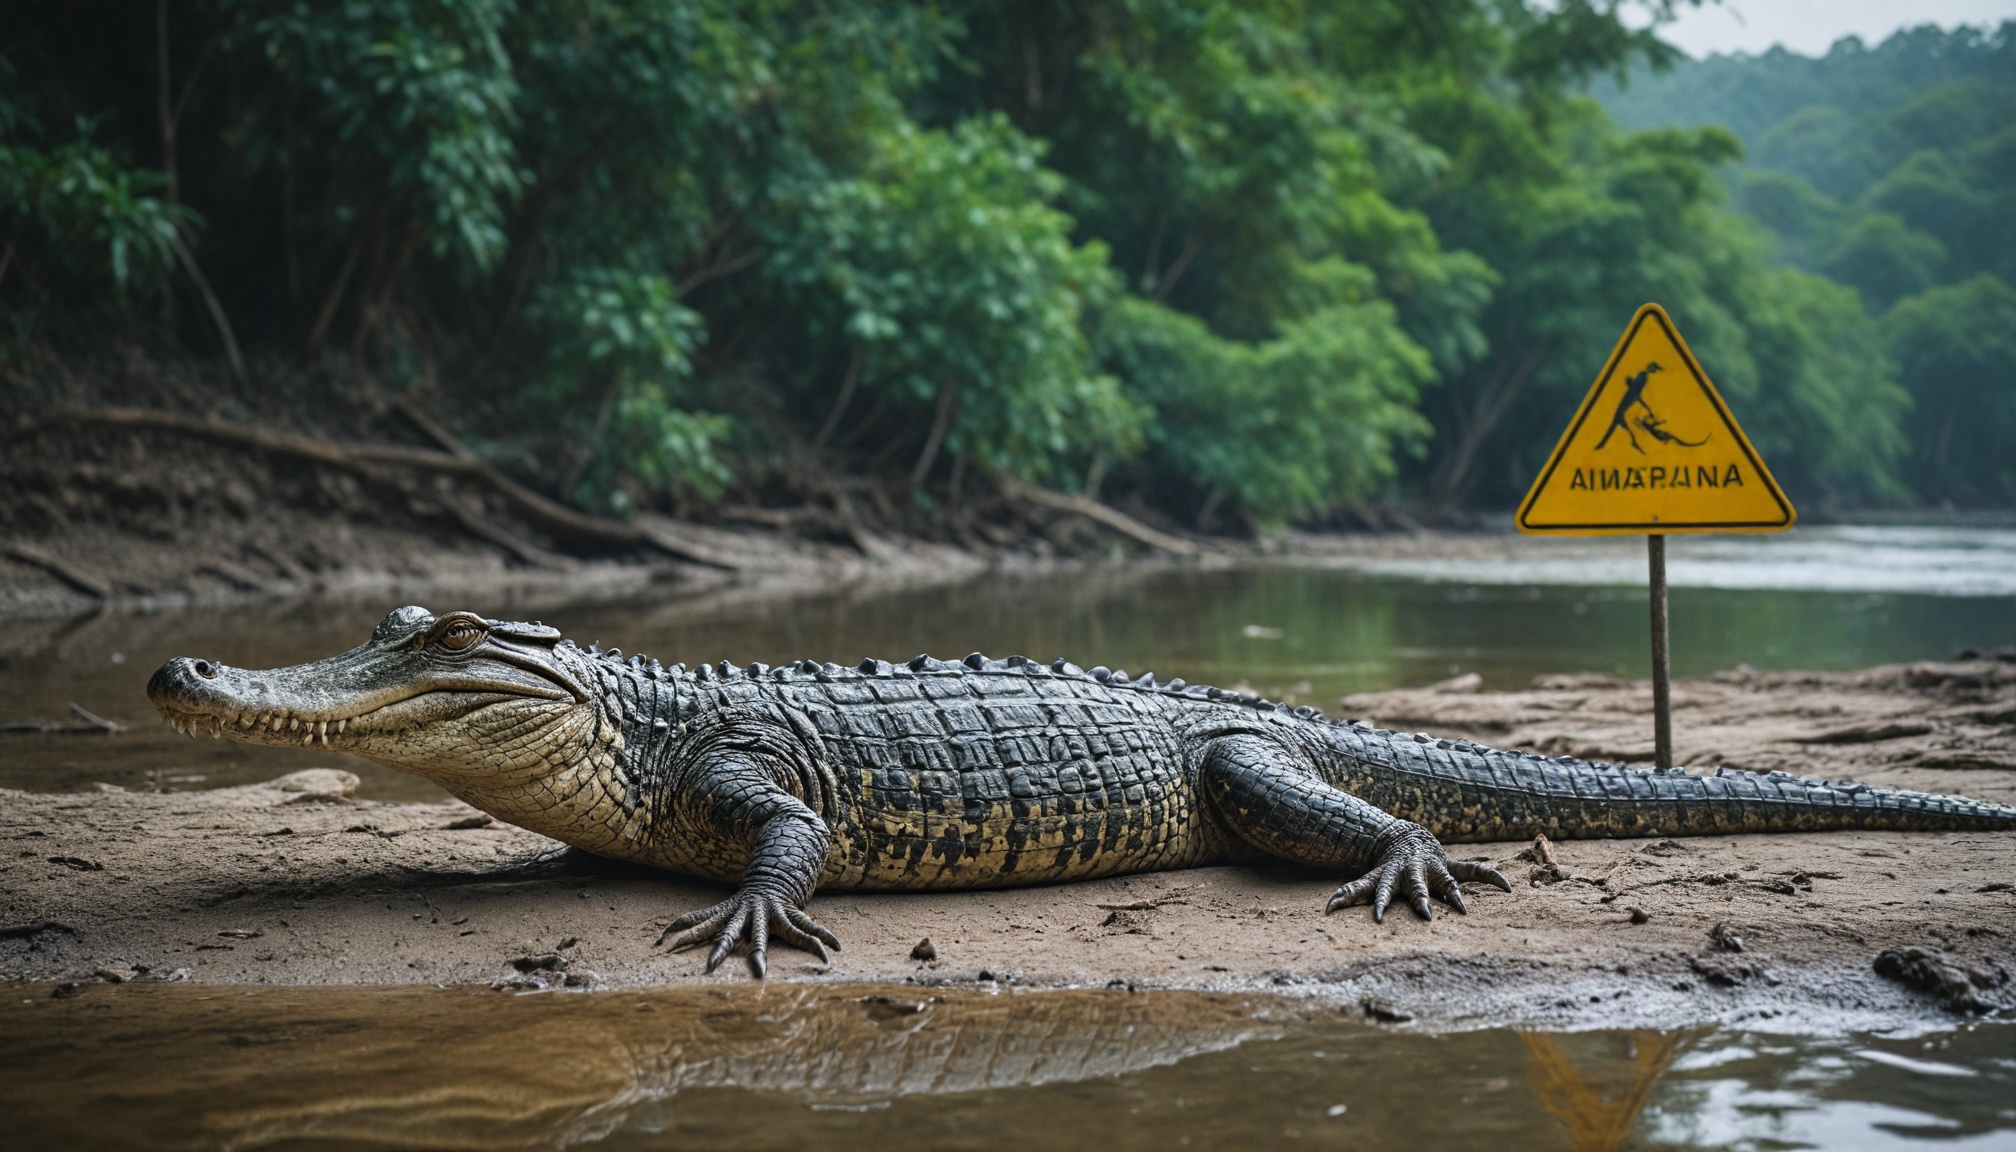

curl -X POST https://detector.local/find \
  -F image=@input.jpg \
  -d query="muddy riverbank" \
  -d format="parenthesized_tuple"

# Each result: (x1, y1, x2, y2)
(5, 656, 2012, 1032)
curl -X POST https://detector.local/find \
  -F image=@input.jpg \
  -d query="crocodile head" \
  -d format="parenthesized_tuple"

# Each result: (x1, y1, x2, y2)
(147, 606, 603, 786)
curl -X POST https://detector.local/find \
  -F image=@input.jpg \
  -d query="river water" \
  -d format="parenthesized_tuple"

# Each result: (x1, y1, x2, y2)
(2, 526, 2013, 1149)
(4, 526, 2011, 800)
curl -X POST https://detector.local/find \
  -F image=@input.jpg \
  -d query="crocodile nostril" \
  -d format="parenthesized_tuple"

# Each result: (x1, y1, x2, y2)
(193, 660, 218, 680)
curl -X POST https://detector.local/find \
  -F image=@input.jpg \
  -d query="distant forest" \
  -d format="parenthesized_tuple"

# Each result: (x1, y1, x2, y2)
(1603, 22, 2016, 509)
(2, 4, 2008, 533)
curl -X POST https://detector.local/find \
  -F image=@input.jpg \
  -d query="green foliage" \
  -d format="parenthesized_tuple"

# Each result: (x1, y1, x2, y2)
(9, 1, 1990, 521)
(0, 63, 189, 336)
(231, 0, 524, 266)
(529, 266, 725, 506)
(1885, 275, 2016, 505)
(764, 115, 1141, 480)
(1599, 21, 2016, 506)
(1101, 296, 1431, 522)
(1712, 268, 1911, 505)
(1402, 89, 1901, 508)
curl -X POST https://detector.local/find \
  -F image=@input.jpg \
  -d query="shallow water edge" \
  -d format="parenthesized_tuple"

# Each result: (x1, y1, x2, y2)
(4, 981, 2011, 1151)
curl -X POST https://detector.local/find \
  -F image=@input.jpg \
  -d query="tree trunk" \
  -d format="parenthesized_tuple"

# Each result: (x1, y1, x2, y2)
(811, 342, 864, 451)
(170, 235, 245, 380)
(909, 376, 960, 487)
(1431, 339, 1553, 507)
(305, 204, 375, 357)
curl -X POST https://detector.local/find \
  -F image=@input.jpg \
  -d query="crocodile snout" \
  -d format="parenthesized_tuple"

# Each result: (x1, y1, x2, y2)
(148, 655, 237, 717)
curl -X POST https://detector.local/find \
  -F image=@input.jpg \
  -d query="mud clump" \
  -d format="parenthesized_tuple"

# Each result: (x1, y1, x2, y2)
(1874, 947, 2009, 1014)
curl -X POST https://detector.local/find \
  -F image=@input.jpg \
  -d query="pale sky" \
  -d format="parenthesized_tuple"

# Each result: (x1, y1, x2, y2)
(1634, 0, 2016, 57)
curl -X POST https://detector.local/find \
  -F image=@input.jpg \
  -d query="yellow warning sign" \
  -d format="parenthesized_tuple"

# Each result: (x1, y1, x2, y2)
(1517, 304, 1795, 535)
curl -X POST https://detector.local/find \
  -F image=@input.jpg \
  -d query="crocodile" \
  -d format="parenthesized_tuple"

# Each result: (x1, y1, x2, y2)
(148, 606, 2016, 976)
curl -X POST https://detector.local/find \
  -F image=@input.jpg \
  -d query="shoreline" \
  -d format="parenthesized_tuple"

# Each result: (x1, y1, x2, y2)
(5, 656, 2012, 1033)
(9, 519, 2016, 625)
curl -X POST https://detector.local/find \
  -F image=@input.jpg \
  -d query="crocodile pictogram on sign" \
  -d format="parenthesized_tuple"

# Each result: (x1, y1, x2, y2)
(1517, 304, 1795, 535)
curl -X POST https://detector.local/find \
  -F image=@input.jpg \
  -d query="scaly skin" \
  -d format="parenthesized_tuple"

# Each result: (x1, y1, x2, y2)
(148, 607, 2016, 976)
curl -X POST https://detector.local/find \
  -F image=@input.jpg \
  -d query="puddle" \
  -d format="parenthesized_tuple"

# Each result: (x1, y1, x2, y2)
(2, 983, 2010, 1150)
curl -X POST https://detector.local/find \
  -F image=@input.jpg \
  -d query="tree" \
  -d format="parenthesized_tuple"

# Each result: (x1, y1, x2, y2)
(1886, 275, 2016, 506)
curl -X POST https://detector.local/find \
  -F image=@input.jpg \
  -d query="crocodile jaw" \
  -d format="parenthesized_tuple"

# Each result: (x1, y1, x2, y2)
(145, 606, 597, 782)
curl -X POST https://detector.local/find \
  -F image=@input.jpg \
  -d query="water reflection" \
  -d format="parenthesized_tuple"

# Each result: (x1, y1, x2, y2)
(3, 984, 2010, 1151)
(1523, 1031, 1683, 1152)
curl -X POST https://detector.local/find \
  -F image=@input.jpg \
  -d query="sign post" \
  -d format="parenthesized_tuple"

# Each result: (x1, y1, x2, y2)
(1516, 304, 1794, 770)
(1648, 533, 1670, 769)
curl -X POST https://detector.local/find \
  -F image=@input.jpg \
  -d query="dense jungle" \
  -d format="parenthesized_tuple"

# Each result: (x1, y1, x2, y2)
(3, 2, 2011, 550)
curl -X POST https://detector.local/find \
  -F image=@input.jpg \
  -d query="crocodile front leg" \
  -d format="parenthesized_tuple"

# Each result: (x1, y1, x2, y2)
(653, 750, 840, 978)
(1200, 734, 1510, 921)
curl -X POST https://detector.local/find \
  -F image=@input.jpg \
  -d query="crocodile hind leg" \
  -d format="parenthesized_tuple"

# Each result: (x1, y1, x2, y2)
(652, 749, 841, 978)
(1200, 734, 1511, 921)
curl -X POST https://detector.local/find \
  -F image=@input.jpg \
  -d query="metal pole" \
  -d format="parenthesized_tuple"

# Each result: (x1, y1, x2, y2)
(1648, 533, 1673, 770)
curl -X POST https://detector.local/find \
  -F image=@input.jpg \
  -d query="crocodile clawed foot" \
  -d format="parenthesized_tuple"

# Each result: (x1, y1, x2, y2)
(656, 888, 842, 978)
(1324, 823, 1512, 922)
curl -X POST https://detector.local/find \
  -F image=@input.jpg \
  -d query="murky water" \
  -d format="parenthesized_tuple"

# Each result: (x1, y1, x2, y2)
(2, 538, 2010, 799)
(5, 530, 2014, 1148)
(2, 983, 2010, 1150)
(3, 567, 2012, 800)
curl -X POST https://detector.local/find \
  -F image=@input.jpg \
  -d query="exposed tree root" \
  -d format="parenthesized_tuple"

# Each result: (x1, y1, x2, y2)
(25, 407, 744, 570)
(992, 475, 1204, 556)
(2, 541, 112, 598)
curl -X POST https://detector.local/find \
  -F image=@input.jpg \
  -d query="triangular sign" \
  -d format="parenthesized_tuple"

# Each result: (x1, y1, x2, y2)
(1518, 304, 1795, 535)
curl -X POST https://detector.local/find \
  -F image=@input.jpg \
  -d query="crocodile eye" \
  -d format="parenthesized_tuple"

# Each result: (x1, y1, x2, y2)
(438, 622, 484, 651)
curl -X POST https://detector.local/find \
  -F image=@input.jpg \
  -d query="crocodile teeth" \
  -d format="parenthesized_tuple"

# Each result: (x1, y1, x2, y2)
(336, 718, 346, 734)
(316, 720, 327, 738)
(289, 717, 299, 731)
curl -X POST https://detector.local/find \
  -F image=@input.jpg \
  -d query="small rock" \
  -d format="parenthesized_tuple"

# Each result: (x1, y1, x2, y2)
(442, 814, 494, 830)
(563, 972, 591, 988)
(47, 856, 103, 872)
(92, 966, 135, 984)
(511, 953, 567, 973)
(1362, 998, 1412, 1024)
(910, 937, 937, 963)
(1528, 864, 1567, 886)
(1709, 923, 1745, 953)
(556, 936, 579, 950)
(1629, 908, 1650, 925)
(977, 968, 996, 983)
(1976, 882, 2013, 894)
(1514, 835, 1557, 866)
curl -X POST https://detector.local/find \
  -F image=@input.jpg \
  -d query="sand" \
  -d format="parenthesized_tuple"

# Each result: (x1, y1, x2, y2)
(4, 657, 2013, 1031)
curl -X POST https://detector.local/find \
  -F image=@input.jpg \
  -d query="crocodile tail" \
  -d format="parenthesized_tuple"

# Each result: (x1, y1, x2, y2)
(1323, 724, 2016, 843)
